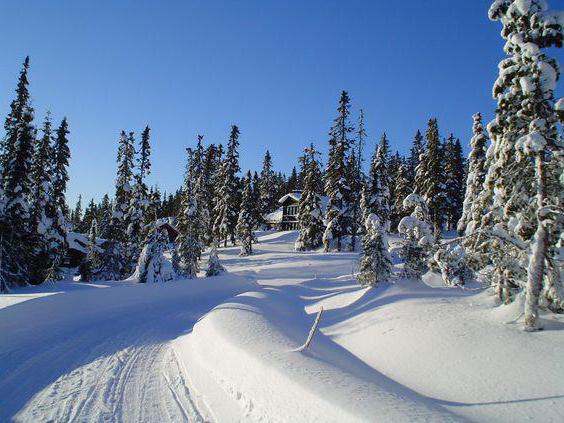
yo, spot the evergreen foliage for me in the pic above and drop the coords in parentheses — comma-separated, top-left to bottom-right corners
(295, 144, 324, 251)
(457, 113, 489, 236)
(236, 171, 256, 256)
(358, 214, 392, 286)
(214, 125, 241, 247)
(324, 91, 354, 252)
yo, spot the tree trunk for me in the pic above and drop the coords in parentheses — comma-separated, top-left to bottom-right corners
(524, 154, 548, 332)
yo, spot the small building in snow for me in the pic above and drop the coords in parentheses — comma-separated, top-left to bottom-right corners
(264, 191, 329, 231)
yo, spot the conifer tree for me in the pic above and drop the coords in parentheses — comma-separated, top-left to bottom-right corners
(29, 113, 58, 282)
(0, 56, 36, 287)
(398, 194, 433, 279)
(114, 131, 135, 243)
(134, 226, 175, 283)
(125, 127, 152, 271)
(97, 194, 113, 239)
(176, 149, 200, 278)
(206, 243, 225, 276)
(358, 214, 392, 286)
(458, 113, 488, 236)
(236, 171, 256, 256)
(51, 117, 70, 259)
(287, 166, 299, 192)
(295, 144, 324, 251)
(97, 219, 125, 281)
(417, 118, 446, 237)
(356, 109, 367, 172)
(81, 218, 101, 281)
(408, 130, 425, 184)
(443, 134, 465, 231)
(477, 0, 564, 330)
(361, 133, 391, 230)
(324, 91, 354, 252)
(251, 171, 262, 229)
(202, 143, 222, 244)
(213, 125, 241, 247)
(72, 195, 83, 229)
(392, 162, 411, 230)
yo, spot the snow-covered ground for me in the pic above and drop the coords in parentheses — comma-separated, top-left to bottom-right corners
(1, 230, 563, 422)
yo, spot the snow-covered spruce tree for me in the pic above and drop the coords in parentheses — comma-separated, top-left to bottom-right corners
(125, 126, 153, 272)
(191, 136, 211, 251)
(80, 218, 101, 281)
(236, 171, 256, 256)
(203, 143, 223, 244)
(457, 112, 489, 236)
(71, 195, 82, 229)
(417, 118, 446, 238)
(388, 152, 402, 230)
(287, 166, 299, 192)
(433, 244, 468, 287)
(356, 109, 367, 173)
(473, 1, 564, 327)
(346, 148, 362, 250)
(98, 217, 126, 281)
(50, 117, 71, 263)
(0, 56, 36, 288)
(408, 130, 425, 185)
(362, 133, 391, 231)
(398, 194, 433, 280)
(295, 144, 324, 251)
(97, 194, 113, 239)
(443, 134, 465, 231)
(358, 214, 392, 286)
(176, 149, 200, 278)
(133, 225, 175, 283)
(324, 90, 354, 252)
(495, 0, 563, 330)
(206, 243, 225, 276)
(29, 113, 59, 283)
(213, 125, 241, 247)
(392, 162, 411, 232)
(251, 171, 263, 230)
(114, 131, 135, 242)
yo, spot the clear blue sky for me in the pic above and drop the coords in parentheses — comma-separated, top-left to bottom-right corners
(1, 0, 562, 205)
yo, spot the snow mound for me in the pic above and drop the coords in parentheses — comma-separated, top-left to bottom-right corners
(175, 286, 459, 422)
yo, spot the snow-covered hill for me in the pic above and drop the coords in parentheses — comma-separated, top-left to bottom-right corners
(1, 230, 563, 422)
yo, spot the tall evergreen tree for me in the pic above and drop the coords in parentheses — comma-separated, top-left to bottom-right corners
(50, 117, 70, 259)
(458, 113, 489, 236)
(392, 162, 411, 230)
(476, 0, 564, 330)
(295, 144, 324, 251)
(408, 130, 425, 184)
(114, 131, 135, 243)
(258, 149, 276, 215)
(29, 114, 59, 282)
(324, 90, 354, 252)
(418, 118, 446, 237)
(0, 56, 36, 287)
(236, 171, 256, 256)
(361, 133, 391, 231)
(71, 195, 83, 229)
(176, 148, 200, 278)
(213, 125, 241, 247)
(443, 134, 465, 231)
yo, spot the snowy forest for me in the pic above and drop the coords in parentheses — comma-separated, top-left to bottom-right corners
(1, 1, 564, 422)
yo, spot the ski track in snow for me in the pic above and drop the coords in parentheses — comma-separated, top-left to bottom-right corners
(0, 277, 253, 422)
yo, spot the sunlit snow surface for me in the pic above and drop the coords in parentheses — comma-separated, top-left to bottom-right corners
(1, 230, 563, 422)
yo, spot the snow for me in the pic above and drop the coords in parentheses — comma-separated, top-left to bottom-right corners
(2, 231, 564, 421)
